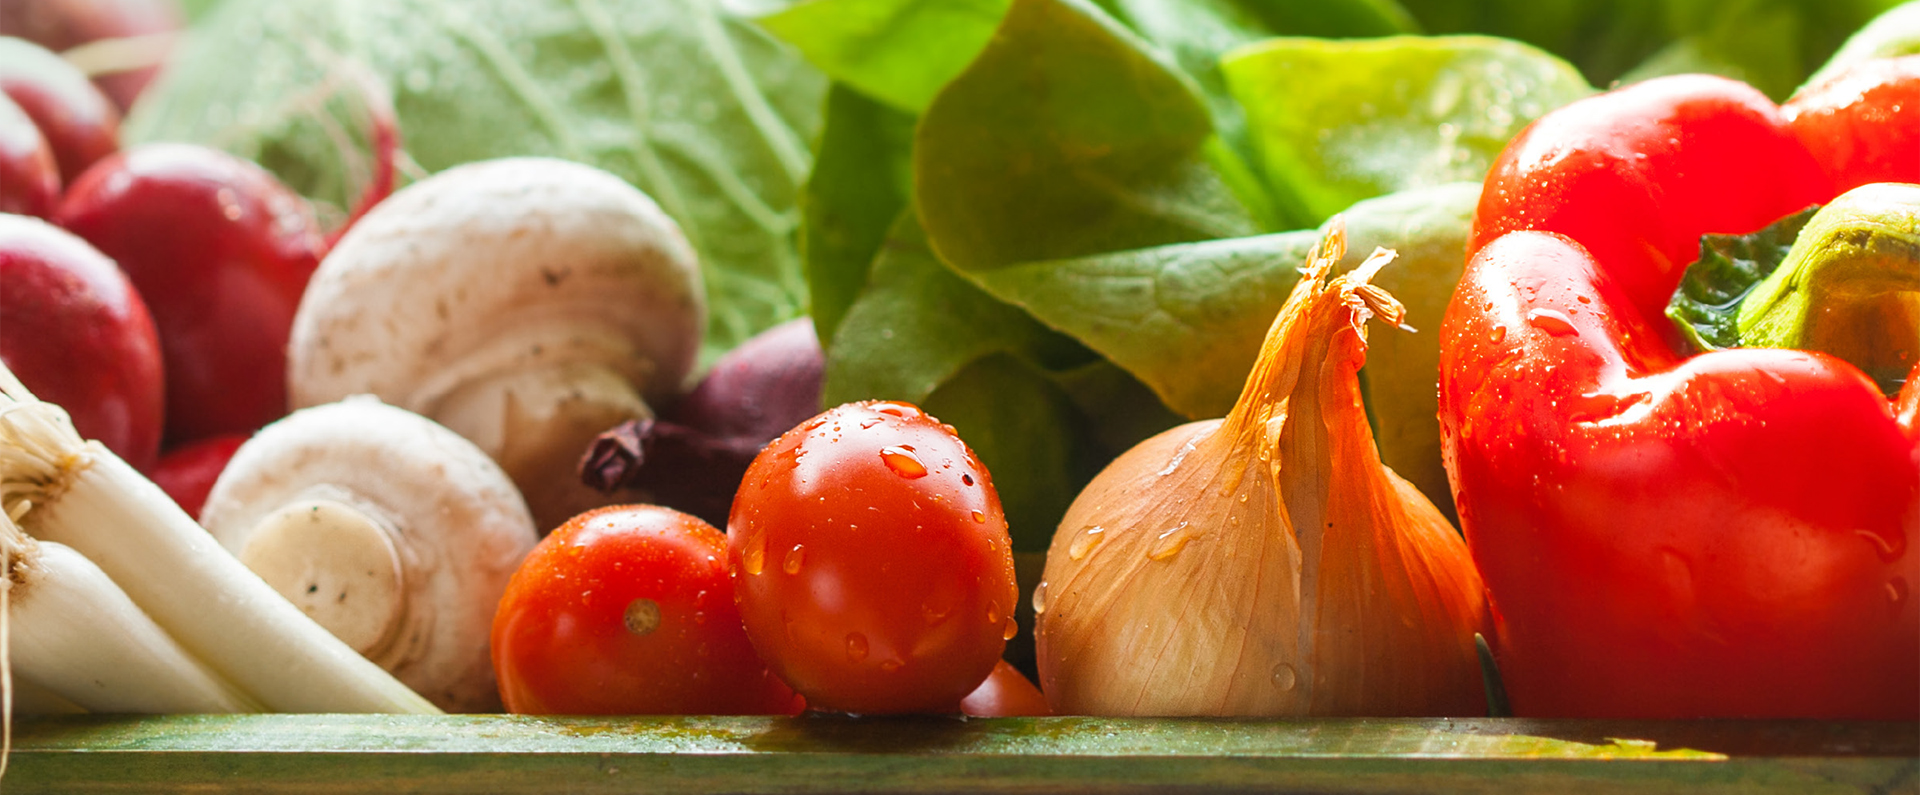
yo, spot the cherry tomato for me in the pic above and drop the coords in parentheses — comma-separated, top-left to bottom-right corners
(959, 661, 1051, 717)
(492, 505, 800, 715)
(729, 400, 1018, 715)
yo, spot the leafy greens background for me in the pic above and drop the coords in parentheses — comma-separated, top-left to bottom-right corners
(130, 0, 826, 361)
(781, 0, 1604, 547)
(135, 0, 1914, 550)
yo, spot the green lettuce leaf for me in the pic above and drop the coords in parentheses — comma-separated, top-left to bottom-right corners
(961, 182, 1477, 414)
(1100, 0, 1421, 230)
(922, 355, 1106, 550)
(914, 0, 1262, 272)
(801, 84, 917, 344)
(823, 214, 1096, 406)
(1222, 36, 1589, 223)
(1397, 0, 1905, 101)
(127, 0, 825, 360)
(758, 0, 1011, 113)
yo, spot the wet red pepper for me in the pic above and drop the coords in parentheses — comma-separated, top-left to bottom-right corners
(1441, 59, 1920, 719)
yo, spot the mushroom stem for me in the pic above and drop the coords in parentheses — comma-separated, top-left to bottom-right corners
(237, 496, 405, 660)
(433, 362, 651, 531)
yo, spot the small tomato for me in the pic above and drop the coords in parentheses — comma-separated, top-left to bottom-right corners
(960, 661, 1051, 717)
(491, 505, 799, 715)
(729, 400, 1018, 714)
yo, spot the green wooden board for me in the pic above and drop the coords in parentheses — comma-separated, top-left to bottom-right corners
(4, 715, 1915, 793)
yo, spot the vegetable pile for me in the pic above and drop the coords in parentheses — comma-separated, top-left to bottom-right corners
(0, 0, 1916, 758)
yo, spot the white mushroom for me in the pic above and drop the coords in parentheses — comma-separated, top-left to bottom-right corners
(287, 157, 706, 530)
(199, 396, 538, 712)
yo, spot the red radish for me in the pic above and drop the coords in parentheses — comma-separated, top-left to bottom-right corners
(0, 36, 119, 183)
(0, 92, 60, 217)
(150, 433, 246, 518)
(57, 143, 327, 444)
(0, 0, 182, 112)
(0, 214, 163, 470)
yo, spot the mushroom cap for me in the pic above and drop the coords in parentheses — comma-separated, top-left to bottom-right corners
(287, 155, 705, 426)
(200, 396, 538, 712)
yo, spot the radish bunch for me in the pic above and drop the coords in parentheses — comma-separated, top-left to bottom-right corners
(0, 35, 396, 514)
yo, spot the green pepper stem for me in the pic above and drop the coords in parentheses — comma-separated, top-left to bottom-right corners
(1738, 182, 1920, 393)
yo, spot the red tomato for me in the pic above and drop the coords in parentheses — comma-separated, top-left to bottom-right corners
(729, 400, 1018, 715)
(960, 661, 1051, 717)
(492, 505, 800, 715)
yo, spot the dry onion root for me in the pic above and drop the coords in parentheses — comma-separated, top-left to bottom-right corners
(1034, 221, 1489, 717)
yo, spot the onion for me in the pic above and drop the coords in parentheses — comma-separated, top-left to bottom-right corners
(1033, 222, 1488, 717)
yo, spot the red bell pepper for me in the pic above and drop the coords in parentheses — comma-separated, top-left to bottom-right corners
(1440, 59, 1920, 719)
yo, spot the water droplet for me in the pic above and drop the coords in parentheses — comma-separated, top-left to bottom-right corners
(743, 537, 766, 575)
(871, 402, 918, 419)
(1271, 663, 1297, 691)
(970, 510, 986, 523)
(623, 598, 661, 637)
(962, 474, 975, 486)
(845, 633, 869, 662)
(1002, 617, 1018, 640)
(922, 598, 953, 626)
(216, 188, 244, 221)
(1526, 308, 1580, 337)
(1148, 525, 1194, 561)
(1031, 581, 1049, 616)
(1488, 325, 1508, 344)
(1566, 390, 1651, 424)
(879, 659, 902, 673)
(986, 600, 1003, 626)
(783, 544, 805, 575)
(880, 446, 928, 478)
(1068, 526, 1105, 560)
(860, 418, 881, 429)
(1889, 577, 1909, 606)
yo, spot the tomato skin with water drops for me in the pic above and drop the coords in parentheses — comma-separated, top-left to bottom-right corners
(729, 401, 1018, 714)
(492, 505, 800, 715)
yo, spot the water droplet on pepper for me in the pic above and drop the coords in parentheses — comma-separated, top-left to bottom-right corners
(880, 445, 928, 478)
